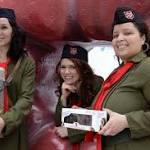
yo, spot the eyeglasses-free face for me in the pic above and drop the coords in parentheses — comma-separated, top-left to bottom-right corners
(60, 58, 80, 86)
(0, 18, 13, 50)
(112, 22, 145, 62)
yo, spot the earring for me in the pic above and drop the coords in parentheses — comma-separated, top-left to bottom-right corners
(143, 42, 150, 53)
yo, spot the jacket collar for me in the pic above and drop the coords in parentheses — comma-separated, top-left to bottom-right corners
(127, 51, 147, 63)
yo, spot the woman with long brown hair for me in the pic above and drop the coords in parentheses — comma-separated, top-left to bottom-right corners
(54, 44, 103, 145)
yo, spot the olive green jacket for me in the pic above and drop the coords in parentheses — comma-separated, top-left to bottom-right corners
(100, 52, 150, 150)
(0, 56, 35, 150)
(54, 75, 103, 144)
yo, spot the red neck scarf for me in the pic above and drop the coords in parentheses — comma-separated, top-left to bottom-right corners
(85, 62, 134, 150)
(0, 59, 10, 112)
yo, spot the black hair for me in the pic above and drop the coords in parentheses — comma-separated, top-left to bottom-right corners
(7, 19, 26, 61)
(133, 21, 150, 56)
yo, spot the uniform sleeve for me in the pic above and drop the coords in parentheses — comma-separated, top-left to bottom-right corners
(93, 75, 104, 94)
(68, 128, 86, 144)
(54, 98, 63, 126)
(1, 58, 35, 136)
(126, 74, 150, 139)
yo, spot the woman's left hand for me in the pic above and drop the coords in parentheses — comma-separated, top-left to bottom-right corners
(54, 126, 68, 138)
(0, 117, 5, 137)
(98, 108, 128, 136)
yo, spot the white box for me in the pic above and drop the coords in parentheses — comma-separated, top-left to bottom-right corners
(61, 108, 108, 132)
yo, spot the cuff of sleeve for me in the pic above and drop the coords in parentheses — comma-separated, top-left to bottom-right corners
(68, 128, 86, 144)
(126, 111, 149, 139)
(0, 114, 16, 136)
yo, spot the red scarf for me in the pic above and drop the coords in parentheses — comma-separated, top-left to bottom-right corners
(0, 60, 10, 112)
(85, 62, 134, 150)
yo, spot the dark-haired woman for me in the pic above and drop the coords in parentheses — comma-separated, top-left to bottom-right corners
(0, 8, 35, 150)
(54, 44, 103, 145)
(86, 6, 150, 150)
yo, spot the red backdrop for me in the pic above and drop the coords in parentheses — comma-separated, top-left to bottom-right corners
(0, 1, 149, 149)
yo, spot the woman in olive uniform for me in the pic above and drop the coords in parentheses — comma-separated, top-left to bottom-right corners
(0, 8, 35, 150)
(88, 6, 150, 150)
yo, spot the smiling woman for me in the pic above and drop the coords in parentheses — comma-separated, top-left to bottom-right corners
(0, 18, 13, 50)
(86, 6, 150, 150)
(54, 44, 103, 147)
(60, 58, 80, 86)
(0, 8, 35, 150)
(112, 22, 145, 62)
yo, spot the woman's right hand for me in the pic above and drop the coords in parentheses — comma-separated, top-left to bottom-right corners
(61, 82, 77, 100)
(0, 117, 5, 138)
(54, 126, 68, 138)
(98, 108, 128, 136)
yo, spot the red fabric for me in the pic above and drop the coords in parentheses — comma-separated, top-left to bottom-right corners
(72, 143, 80, 150)
(71, 99, 82, 107)
(85, 62, 134, 150)
(0, 59, 10, 112)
